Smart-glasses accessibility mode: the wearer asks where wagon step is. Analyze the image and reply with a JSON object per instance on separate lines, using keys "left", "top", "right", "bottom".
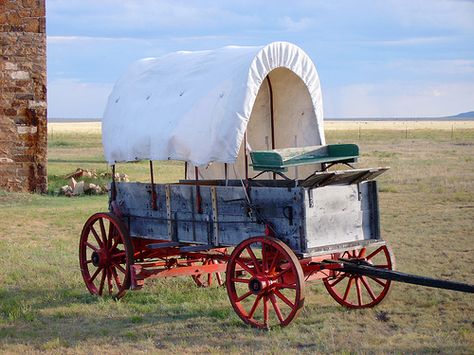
{"left": 146, "top": 242, "right": 216, "bottom": 253}
{"left": 147, "top": 241, "right": 181, "bottom": 249}
{"left": 179, "top": 244, "right": 215, "bottom": 252}
{"left": 333, "top": 259, "right": 474, "bottom": 293}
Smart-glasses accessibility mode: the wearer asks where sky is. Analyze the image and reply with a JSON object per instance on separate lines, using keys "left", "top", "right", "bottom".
{"left": 46, "top": 0, "right": 474, "bottom": 119}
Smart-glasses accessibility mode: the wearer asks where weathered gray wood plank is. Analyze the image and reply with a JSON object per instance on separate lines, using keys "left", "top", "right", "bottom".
{"left": 112, "top": 179, "right": 381, "bottom": 255}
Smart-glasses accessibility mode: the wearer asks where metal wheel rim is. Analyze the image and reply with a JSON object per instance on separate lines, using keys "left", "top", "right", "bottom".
{"left": 226, "top": 236, "right": 305, "bottom": 329}
{"left": 79, "top": 212, "right": 133, "bottom": 299}
{"left": 323, "top": 244, "right": 395, "bottom": 308}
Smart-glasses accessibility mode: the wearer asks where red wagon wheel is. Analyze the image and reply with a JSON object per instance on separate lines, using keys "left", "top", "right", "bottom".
{"left": 323, "top": 244, "right": 395, "bottom": 308}
{"left": 79, "top": 212, "right": 134, "bottom": 299}
{"left": 226, "top": 237, "right": 305, "bottom": 329}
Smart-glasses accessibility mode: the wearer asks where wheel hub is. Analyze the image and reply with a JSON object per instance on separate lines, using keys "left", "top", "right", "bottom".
{"left": 91, "top": 249, "right": 108, "bottom": 267}
{"left": 248, "top": 277, "right": 270, "bottom": 295}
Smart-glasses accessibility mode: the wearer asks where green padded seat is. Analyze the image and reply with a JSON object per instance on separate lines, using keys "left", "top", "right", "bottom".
{"left": 249, "top": 144, "right": 359, "bottom": 172}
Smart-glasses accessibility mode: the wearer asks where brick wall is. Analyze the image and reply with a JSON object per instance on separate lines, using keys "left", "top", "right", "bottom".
{"left": 0, "top": 0, "right": 47, "bottom": 192}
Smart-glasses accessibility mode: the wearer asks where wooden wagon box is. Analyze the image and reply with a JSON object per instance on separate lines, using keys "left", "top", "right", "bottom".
{"left": 113, "top": 179, "right": 381, "bottom": 257}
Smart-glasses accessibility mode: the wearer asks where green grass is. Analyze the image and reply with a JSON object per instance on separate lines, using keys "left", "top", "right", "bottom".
{"left": 0, "top": 126, "right": 473, "bottom": 353}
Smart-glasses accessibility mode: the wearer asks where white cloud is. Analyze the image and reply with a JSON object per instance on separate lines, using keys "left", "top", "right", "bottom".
{"left": 370, "top": 36, "right": 452, "bottom": 46}
{"left": 47, "top": 79, "right": 113, "bottom": 119}
{"left": 279, "top": 16, "right": 313, "bottom": 32}
{"left": 48, "top": 0, "right": 261, "bottom": 34}
{"left": 386, "top": 59, "right": 474, "bottom": 76}
{"left": 387, "top": 0, "right": 474, "bottom": 31}
{"left": 47, "top": 35, "right": 146, "bottom": 44}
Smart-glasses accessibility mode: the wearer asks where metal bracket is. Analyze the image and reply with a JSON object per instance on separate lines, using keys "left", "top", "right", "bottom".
{"left": 211, "top": 186, "right": 219, "bottom": 246}
{"left": 307, "top": 188, "right": 314, "bottom": 208}
{"left": 165, "top": 184, "right": 173, "bottom": 240}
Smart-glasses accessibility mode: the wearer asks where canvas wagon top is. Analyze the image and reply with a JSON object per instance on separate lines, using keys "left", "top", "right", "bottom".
{"left": 102, "top": 41, "right": 326, "bottom": 180}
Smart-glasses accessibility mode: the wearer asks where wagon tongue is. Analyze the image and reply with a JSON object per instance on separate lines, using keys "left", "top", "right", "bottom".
{"left": 334, "top": 260, "right": 474, "bottom": 294}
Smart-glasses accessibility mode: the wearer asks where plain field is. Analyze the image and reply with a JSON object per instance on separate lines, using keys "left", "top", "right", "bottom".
{"left": 47, "top": 120, "right": 474, "bottom": 134}
{"left": 0, "top": 121, "right": 473, "bottom": 353}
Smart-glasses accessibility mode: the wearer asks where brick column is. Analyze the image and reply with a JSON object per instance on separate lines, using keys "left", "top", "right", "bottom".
{"left": 0, "top": 0, "right": 47, "bottom": 192}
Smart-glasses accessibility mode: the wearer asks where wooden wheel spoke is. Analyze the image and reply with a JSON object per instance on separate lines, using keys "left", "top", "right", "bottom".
{"left": 106, "top": 267, "right": 113, "bottom": 294}
{"left": 268, "top": 250, "right": 282, "bottom": 273}
{"left": 114, "top": 263, "right": 126, "bottom": 275}
{"left": 273, "top": 282, "right": 297, "bottom": 290}
{"left": 89, "top": 266, "right": 102, "bottom": 283}
{"left": 365, "top": 247, "right": 383, "bottom": 261}
{"left": 368, "top": 275, "right": 387, "bottom": 287}
{"left": 248, "top": 294, "right": 263, "bottom": 319}
{"left": 328, "top": 273, "right": 348, "bottom": 287}
{"left": 274, "top": 289, "right": 295, "bottom": 309}
{"left": 98, "top": 269, "right": 106, "bottom": 296}
{"left": 236, "top": 258, "right": 256, "bottom": 276}
{"left": 358, "top": 248, "right": 366, "bottom": 258}
{"left": 246, "top": 247, "right": 262, "bottom": 274}
{"left": 98, "top": 218, "right": 108, "bottom": 246}
{"left": 90, "top": 226, "right": 103, "bottom": 247}
{"left": 269, "top": 293, "right": 284, "bottom": 323}
{"left": 262, "top": 245, "right": 268, "bottom": 272}
{"left": 107, "top": 222, "right": 115, "bottom": 249}
{"left": 355, "top": 277, "right": 363, "bottom": 306}
{"left": 236, "top": 290, "right": 253, "bottom": 302}
{"left": 85, "top": 242, "right": 98, "bottom": 252}
{"left": 263, "top": 296, "right": 269, "bottom": 327}
{"left": 109, "top": 237, "right": 120, "bottom": 253}
{"left": 360, "top": 276, "right": 377, "bottom": 301}
{"left": 231, "top": 277, "right": 250, "bottom": 284}
{"left": 274, "top": 265, "right": 292, "bottom": 280}
{"left": 342, "top": 276, "right": 355, "bottom": 301}
{"left": 111, "top": 266, "right": 122, "bottom": 288}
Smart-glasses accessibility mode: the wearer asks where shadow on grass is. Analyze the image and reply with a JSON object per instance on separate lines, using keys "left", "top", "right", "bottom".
{"left": 0, "top": 284, "right": 353, "bottom": 351}
{"left": 0, "top": 285, "right": 263, "bottom": 349}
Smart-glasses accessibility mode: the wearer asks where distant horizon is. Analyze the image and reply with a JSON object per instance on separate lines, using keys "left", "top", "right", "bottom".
{"left": 48, "top": 113, "right": 474, "bottom": 123}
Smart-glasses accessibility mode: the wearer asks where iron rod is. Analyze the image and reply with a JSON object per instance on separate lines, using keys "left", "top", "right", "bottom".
{"left": 111, "top": 164, "right": 117, "bottom": 202}
{"left": 195, "top": 166, "right": 202, "bottom": 213}
{"left": 267, "top": 76, "right": 276, "bottom": 180}
{"left": 149, "top": 160, "right": 157, "bottom": 210}
{"left": 341, "top": 261, "right": 474, "bottom": 293}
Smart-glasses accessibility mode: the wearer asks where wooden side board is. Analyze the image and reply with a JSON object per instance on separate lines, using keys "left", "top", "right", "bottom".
{"left": 112, "top": 179, "right": 381, "bottom": 256}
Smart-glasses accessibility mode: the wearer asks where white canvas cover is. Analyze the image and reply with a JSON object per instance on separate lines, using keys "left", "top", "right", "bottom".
{"left": 102, "top": 41, "right": 325, "bottom": 168}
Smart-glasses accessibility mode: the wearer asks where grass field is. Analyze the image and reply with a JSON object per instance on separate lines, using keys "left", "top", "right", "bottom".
{"left": 0, "top": 122, "right": 473, "bottom": 353}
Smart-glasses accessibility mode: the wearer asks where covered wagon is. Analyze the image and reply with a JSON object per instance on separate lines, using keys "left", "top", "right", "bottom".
{"left": 79, "top": 42, "right": 472, "bottom": 329}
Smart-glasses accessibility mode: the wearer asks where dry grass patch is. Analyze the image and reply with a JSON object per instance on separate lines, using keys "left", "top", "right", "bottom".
{"left": 0, "top": 122, "right": 473, "bottom": 353}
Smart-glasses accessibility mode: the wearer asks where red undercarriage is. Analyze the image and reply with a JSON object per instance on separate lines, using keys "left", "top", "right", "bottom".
{"left": 129, "top": 237, "right": 342, "bottom": 290}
